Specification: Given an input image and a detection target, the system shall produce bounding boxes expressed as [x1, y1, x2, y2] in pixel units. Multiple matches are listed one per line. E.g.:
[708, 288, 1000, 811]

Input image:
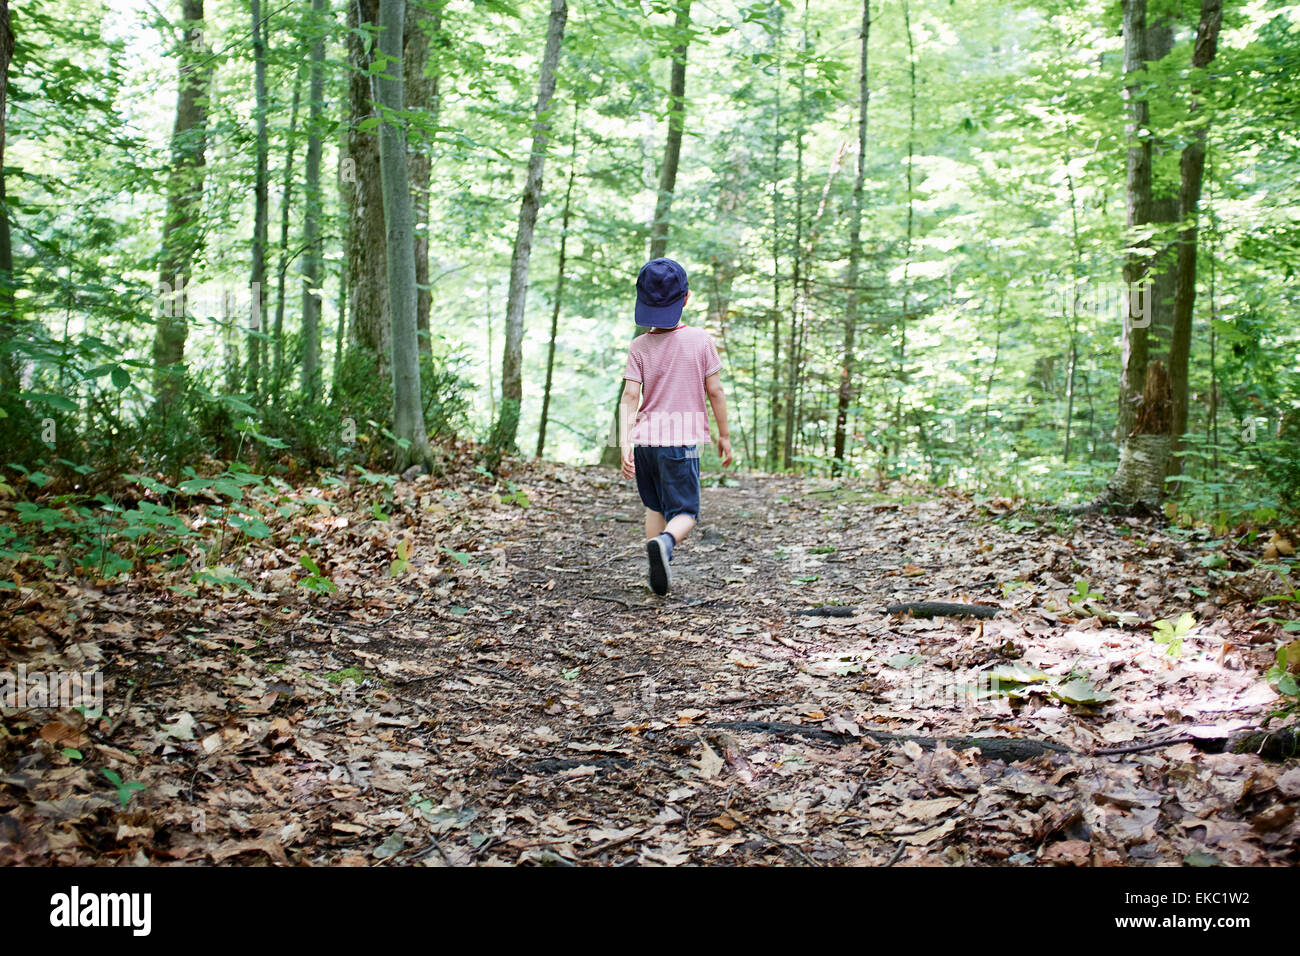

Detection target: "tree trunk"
[1087, 0, 1222, 510]
[0, 0, 15, 394]
[272, 63, 304, 397]
[537, 110, 578, 460]
[301, 0, 327, 400]
[248, 0, 269, 399]
[766, 7, 785, 471]
[833, 0, 869, 476]
[1167, 0, 1223, 476]
[894, 0, 916, 465]
[485, 0, 568, 469]
[405, 0, 443, 354]
[648, 0, 692, 261]
[152, 0, 213, 410]
[346, 0, 391, 375]
[376, 0, 431, 471]
[783, 1, 808, 471]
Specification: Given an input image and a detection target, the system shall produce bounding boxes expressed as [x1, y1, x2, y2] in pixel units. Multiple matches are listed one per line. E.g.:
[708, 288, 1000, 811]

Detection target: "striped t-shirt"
[623, 324, 723, 446]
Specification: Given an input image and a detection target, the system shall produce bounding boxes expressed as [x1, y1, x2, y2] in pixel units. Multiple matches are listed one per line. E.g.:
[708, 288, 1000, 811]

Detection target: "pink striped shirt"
[623, 324, 723, 446]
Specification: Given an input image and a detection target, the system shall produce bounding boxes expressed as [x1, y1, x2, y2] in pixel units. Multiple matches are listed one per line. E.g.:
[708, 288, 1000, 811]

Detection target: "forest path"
[353, 465, 1292, 866]
[3, 463, 1294, 866]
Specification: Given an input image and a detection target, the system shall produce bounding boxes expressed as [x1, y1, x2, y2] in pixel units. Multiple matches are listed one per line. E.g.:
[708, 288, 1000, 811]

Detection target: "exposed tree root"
[794, 602, 999, 619]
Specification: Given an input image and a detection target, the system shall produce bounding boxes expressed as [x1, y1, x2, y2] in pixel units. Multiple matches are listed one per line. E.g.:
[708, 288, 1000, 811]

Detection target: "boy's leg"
[645, 510, 666, 540]
[664, 513, 696, 545]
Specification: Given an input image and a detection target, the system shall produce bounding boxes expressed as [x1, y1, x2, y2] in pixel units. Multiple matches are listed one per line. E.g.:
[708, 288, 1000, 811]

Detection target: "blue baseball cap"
[635, 258, 689, 328]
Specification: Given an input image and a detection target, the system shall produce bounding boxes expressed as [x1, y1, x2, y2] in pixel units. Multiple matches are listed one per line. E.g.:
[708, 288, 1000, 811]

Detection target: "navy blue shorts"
[634, 444, 701, 522]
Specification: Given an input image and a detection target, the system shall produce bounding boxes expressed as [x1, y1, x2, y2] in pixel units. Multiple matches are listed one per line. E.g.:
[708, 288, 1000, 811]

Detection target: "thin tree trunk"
[833, 0, 870, 476]
[346, 0, 391, 374]
[982, 287, 1005, 442]
[248, 0, 269, 399]
[0, 0, 15, 394]
[1063, 159, 1083, 463]
[1206, 147, 1219, 505]
[1167, 0, 1223, 477]
[1117, 0, 1153, 449]
[301, 0, 327, 400]
[648, 0, 692, 261]
[152, 0, 213, 410]
[485, 278, 495, 422]
[376, 0, 431, 470]
[783, 0, 808, 471]
[485, 0, 568, 468]
[405, 0, 443, 355]
[537, 109, 578, 460]
[272, 63, 303, 397]
[334, 246, 347, 397]
[894, 0, 916, 465]
[766, 7, 784, 471]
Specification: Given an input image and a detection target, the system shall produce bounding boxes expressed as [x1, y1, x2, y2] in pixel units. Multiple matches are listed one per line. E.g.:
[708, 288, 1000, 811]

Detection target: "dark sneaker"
[646, 536, 671, 596]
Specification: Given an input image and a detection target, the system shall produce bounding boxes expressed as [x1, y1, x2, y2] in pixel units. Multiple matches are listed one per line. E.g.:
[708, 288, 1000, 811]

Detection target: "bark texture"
[485, 0, 568, 468]
[346, 0, 392, 374]
[152, 0, 213, 410]
[376, 0, 431, 470]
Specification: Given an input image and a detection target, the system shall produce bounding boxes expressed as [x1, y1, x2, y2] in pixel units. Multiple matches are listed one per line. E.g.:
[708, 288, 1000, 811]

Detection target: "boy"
[619, 258, 733, 596]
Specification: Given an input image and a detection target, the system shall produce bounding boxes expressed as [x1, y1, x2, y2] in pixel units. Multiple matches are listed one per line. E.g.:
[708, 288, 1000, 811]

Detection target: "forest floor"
[2, 459, 1298, 866]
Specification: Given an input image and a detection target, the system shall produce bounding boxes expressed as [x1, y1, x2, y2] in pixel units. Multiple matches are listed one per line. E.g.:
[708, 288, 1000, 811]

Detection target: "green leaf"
[20, 391, 78, 412]
[986, 663, 1050, 685]
[61, 747, 83, 760]
[110, 366, 130, 389]
[886, 653, 923, 669]
[1050, 678, 1114, 707]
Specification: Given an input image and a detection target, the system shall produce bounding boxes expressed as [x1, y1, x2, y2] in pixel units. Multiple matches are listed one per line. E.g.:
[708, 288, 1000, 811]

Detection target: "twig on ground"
[104, 681, 140, 739]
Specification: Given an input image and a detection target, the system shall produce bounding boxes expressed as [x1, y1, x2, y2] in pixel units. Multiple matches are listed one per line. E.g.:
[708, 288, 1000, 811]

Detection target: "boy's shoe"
[646, 536, 672, 596]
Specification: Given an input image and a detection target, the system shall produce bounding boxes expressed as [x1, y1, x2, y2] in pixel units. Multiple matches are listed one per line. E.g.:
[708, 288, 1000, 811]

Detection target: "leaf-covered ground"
[2, 462, 1298, 866]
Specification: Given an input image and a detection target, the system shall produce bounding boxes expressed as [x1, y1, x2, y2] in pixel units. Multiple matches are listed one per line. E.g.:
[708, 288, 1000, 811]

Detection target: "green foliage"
[1069, 579, 1104, 604]
[100, 768, 147, 810]
[1152, 613, 1198, 658]
[297, 553, 336, 594]
[2, 0, 1298, 560]
[1264, 642, 1300, 717]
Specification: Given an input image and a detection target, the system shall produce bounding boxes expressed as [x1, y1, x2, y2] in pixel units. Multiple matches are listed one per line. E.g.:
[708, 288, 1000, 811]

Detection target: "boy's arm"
[705, 372, 733, 467]
[619, 379, 641, 479]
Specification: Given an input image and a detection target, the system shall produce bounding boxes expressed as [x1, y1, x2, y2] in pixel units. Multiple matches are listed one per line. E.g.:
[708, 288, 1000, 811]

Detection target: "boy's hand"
[621, 448, 636, 480]
[716, 436, 733, 468]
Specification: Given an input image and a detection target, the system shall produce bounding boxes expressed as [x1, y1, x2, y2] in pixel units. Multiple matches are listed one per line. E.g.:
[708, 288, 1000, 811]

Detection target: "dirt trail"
[3, 464, 1295, 866]
[355, 467, 1295, 866]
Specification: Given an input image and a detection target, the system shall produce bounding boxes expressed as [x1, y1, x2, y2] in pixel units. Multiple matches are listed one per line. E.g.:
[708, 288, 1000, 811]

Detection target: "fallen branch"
[1094, 727, 1299, 761]
[793, 602, 999, 619]
[885, 602, 998, 619]
[707, 720, 1070, 762]
[499, 757, 634, 776]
